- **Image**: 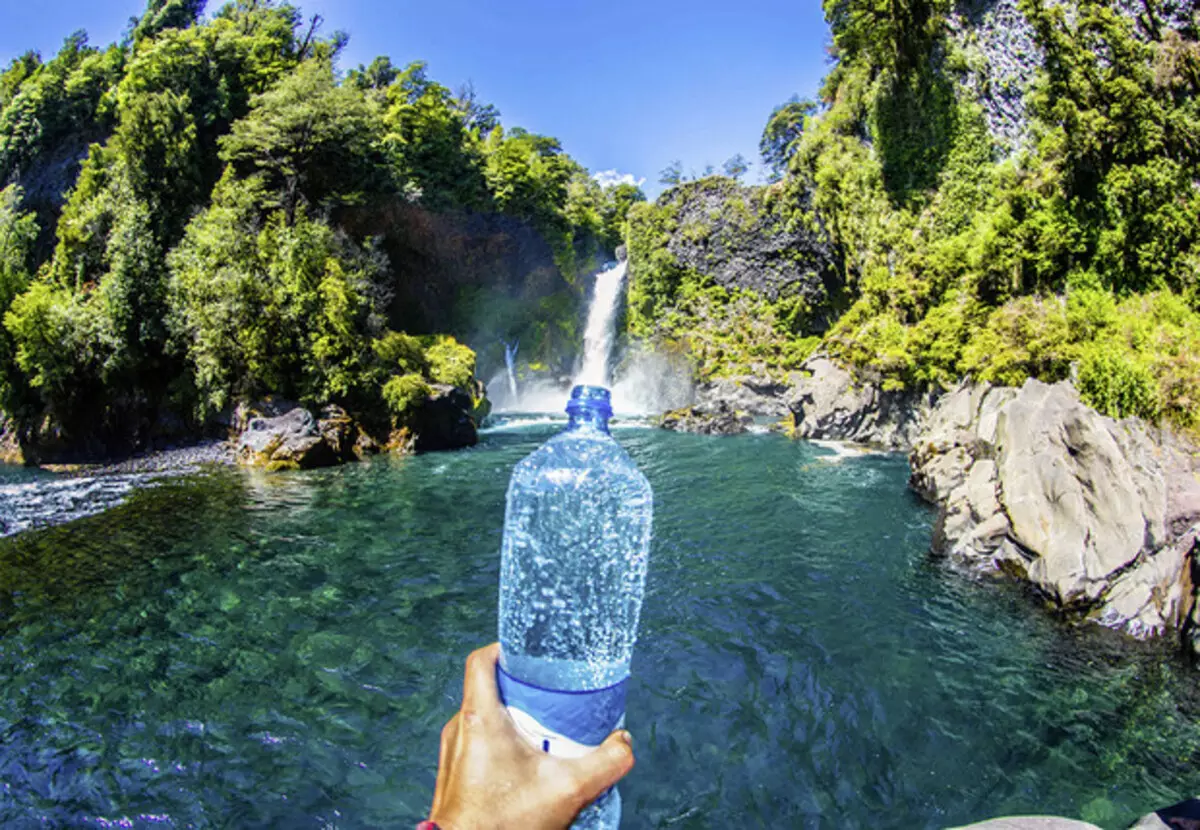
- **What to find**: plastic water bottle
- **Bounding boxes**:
[497,385,653,829]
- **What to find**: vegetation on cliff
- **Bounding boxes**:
[629,0,1199,431]
[626,177,834,381]
[801,0,1200,430]
[0,0,644,455]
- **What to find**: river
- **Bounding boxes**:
[0,421,1195,828]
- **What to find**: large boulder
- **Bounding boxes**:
[407,384,479,452]
[785,355,935,451]
[949,819,1100,830]
[659,402,754,436]
[910,379,1199,647]
[236,407,347,471]
[233,386,483,469]
[695,376,789,417]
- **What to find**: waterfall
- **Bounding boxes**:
[504,340,519,398]
[575,261,627,388]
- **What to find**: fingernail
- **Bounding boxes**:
[618,729,633,747]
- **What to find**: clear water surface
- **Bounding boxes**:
[0,423,1196,829]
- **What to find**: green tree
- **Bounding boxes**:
[0,185,38,408]
[722,153,750,181]
[167,171,390,413]
[0,51,41,111]
[599,182,646,250]
[0,32,124,189]
[220,59,390,223]
[760,97,816,181]
[348,56,398,92]
[453,81,501,137]
[131,0,207,42]
[658,159,684,186]
[382,61,491,210]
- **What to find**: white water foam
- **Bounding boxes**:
[810,439,885,463]
[0,474,147,537]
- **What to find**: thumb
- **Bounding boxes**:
[567,730,635,802]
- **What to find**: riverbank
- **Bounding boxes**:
[0,440,236,538]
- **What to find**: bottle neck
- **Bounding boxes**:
[564,384,612,434]
[566,410,611,434]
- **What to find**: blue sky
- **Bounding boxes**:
[0,0,832,197]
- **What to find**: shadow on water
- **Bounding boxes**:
[0,428,1196,829]
[0,473,249,633]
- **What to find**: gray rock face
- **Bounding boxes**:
[648,177,837,317]
[910,379,1199,647]
[659,402,754,436]
[785,355,935,451]
[695,376,790,417]
[950,0,1194,155]
[1111,0,1195,38]
[952,0,1044,153]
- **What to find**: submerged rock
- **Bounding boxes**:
[1129,796,1200,829]
[949,818,1100,830]
[910,379,1200,651]
[784,355,934,451]
[659,402,754,436]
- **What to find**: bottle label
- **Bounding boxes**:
[496,665,627,759]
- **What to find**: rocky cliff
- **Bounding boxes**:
[952,0,1197,155]
[911,380,1199,653]
[625,177,839,384]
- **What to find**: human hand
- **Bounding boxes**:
[427,643,635,830]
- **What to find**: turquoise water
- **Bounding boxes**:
[0,463,52,484]
[0,423,1196,829]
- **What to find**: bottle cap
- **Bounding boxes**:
[566,385,613,421]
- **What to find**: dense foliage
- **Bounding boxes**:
[631,0,1199,431]
[0,0,642,453]
[805,0,1200,429]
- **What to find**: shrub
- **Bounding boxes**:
[422,334,476,389]
[373,330,426,374]
[1076,346,1161,422]
[960,297,1071,387]
[381,372,430,418]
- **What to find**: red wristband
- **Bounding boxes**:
[416,822,439,830]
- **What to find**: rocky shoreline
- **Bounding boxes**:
[671,354,1200,661]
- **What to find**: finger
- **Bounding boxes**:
[461,642,503,716]
[566,730,635,802]
[430,713,459,815]
[439,712,460,765]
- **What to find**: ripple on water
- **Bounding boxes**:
[0,428,1196,829]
